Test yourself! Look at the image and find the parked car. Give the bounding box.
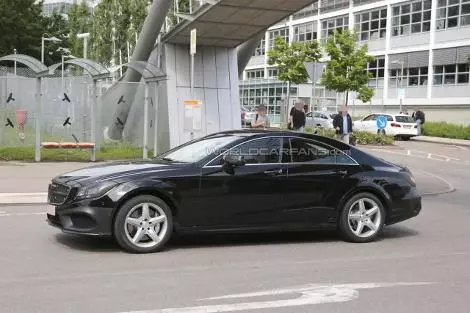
[46,129,421,253]
[306,111,337,129]
[354,113,418,140]
[241,107,257,127]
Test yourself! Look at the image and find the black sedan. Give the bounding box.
[46,130,421,253]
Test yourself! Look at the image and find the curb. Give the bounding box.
[0,193,47,206]
[411,137,470,147]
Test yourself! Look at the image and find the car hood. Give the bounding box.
[53,160,187,185]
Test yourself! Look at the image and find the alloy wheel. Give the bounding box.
[347,198,382,238]
[124,202,168,248]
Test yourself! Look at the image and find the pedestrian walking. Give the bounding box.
[333,105,353,144]
[251,105,270,129]
[289,101,306,132]
[412,108,425,136]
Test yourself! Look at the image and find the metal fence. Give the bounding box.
[0,73,94,148]
[0,69,162,161]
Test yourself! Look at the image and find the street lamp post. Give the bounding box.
[61,54,76,92]
[392,60,405,112]
[41,35,62,64]
[77,33,90,59]
[13,49,17,75]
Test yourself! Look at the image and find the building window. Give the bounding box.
[391,0,432,36]
[437,0,470,30]
[268,68,279,78]
[355,8,387,41]
[368,57,385,87]
[293,2,318,19]
[321,16,349,39]
[253,38,266,56]
[390,67,429,87]
[434,64,470,85]
[294,23,317,42]
[320,0,350,14]
[246,69,265,80]
[268,28,290,50]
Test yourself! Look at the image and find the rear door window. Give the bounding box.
[395,116,415,123]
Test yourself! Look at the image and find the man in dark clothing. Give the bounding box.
[333,105,353,144]
[412,108,425,135]
[289,101,306,132]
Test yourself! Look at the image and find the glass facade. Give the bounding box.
[355,7,387,41]
[437,0,470,30]
[391,0,432,36]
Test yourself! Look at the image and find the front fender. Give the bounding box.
[107,179,180,210]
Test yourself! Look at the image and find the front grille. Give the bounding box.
[48,183,71,205]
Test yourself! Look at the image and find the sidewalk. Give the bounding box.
[410,136,470,147]
[0,162,90,205]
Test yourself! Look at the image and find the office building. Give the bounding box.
[240,0,470,124]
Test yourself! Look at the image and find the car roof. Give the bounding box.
[211,129,346,146]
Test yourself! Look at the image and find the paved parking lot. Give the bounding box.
[0,141,469,313]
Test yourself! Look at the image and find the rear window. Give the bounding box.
[395,116,415,123]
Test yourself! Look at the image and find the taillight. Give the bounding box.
[391,123,401,127]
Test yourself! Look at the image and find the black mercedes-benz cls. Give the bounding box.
[46,130,421,253]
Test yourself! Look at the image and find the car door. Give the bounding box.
[282,137,362,227]
[194,137,289,229]
[361,114,378,133]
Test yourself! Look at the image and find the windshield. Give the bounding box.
[156,135,242,163]
[395,116,415,123]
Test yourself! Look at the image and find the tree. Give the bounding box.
[0,0,47,62]
[320,30,375,106]
[42,11,70,65]
[267,37,322,85]
[67,2,92,59]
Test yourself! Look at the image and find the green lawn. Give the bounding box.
[0,143,151,162]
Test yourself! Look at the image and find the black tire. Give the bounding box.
[113,195,173,253]
[338,192,386,243]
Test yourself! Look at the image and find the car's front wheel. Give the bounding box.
[114,195,173,253]
[338,193,385,243]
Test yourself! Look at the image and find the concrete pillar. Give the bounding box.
[156,43,241,152]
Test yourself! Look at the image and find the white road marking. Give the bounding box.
[119,282,436,313]
[454,145,467,150]
[0,212,44,217]
[370,148,468,165]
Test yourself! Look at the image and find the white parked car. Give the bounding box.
[354,113,418,140]
[305,111,337,129]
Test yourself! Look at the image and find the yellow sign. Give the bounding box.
[184,100,202,131]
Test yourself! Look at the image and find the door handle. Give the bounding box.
[334,170,348,176]
[264,169,283,176]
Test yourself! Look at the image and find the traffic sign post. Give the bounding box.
[397,88,405,112]
[376,115,387,135]
[190,29,197,98]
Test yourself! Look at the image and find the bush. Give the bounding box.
[304,127,394,145]
[422,122,470,140]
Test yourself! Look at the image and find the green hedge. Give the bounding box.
[304,127,394,145]
[422,122,470,140]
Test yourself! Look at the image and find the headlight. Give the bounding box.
[76,181,119,200]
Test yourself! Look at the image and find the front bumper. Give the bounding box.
[46,202,114,236]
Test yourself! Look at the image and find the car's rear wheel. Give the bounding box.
[113,195,173,253]
[338,193,385,243]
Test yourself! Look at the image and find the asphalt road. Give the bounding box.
[0,142,469,313]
